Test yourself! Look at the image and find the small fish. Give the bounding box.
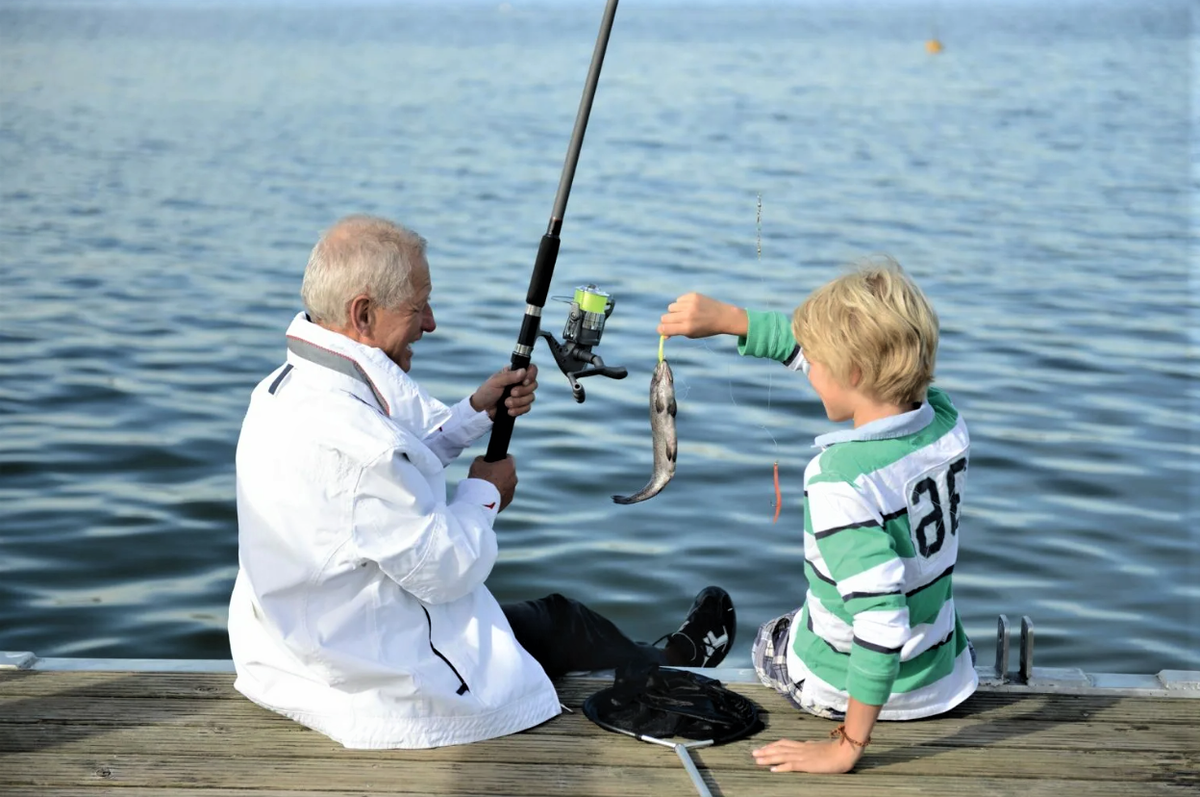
[613,359,677,504]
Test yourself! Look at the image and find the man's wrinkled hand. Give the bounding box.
[468,455,517,511]
[470,363,539,420]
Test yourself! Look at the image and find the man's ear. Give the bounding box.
[849,365,863,388]
[348,294,372,337]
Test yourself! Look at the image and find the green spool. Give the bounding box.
[574,286,609,314]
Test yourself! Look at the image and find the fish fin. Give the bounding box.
[613,488,652,504]
[613,473,670,505]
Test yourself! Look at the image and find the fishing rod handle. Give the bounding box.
[527,233,560,308]
[484,351,530,463]
[484,235,560,462]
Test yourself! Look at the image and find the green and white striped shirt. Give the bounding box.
[740,310,977,719]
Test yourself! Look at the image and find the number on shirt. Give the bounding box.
[908,457,967,559]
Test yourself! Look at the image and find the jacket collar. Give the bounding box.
[283,312,452,436]
[813,398,934,449]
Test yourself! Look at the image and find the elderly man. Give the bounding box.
[228,215,736,750]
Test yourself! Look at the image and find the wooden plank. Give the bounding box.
[1,681,1196,755]
[0,758,712,797]
[2,671,1196,796]
[4,667,1195,724]
[1,754,1196,797]
[1,713,1195,756]
[0,695,259,725]
[2,692,1196,743]
[3,671,1197,726]
[0,739,1194,787]
[0,671,237,700]
[0,779,1195,797]
[938,691,1200,725]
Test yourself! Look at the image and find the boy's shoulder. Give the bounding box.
[805,387,967,489]
[804,437,898,491]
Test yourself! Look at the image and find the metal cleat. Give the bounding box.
[1019,616,1035,685]
[994,615,1010,683]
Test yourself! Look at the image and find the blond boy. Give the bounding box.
[659,257,977,774]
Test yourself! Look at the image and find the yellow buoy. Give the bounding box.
[926,38,944,54]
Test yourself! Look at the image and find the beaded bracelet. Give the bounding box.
[829,723,871,749]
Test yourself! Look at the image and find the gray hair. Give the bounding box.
[300,215,428,327]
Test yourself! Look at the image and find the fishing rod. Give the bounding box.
[485,0,626,463]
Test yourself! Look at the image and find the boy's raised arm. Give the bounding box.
[660,293,800,366]
[658,293,748,339]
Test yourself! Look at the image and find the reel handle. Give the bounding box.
[537,330,626,403]
[576,365,627,380]
[567,363,627,403]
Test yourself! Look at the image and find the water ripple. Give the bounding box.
[0,0,1195,672]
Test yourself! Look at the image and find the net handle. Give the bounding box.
[585,713,717,797]
[673,742,714,797]
[634,734,713,796]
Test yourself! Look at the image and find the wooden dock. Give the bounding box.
[1,665,1196,797]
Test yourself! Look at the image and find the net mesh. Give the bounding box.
[582,663,763,743]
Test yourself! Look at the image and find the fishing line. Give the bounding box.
[657,332,689,401]
[756,194,782,523]
[700,194,781,523]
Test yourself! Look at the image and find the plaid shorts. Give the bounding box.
[752,610,845,721]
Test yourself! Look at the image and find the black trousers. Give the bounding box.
[502,593,667,680]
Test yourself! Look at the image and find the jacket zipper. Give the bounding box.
[421,606,469,695]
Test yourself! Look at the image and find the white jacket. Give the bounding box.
[227,312,561,749]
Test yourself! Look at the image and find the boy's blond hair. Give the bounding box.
[791,256,939,406]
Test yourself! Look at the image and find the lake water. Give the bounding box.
[1,0,1196,674]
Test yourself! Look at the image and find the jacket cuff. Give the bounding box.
[448,397,494,445]
[453,478,502,524]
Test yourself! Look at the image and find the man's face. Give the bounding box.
[368,261,436,372]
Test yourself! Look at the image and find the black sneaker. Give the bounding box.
[660,586,735,668]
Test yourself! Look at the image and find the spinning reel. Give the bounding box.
[539,284,627,402]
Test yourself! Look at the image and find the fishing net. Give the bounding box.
[582,663,763,744]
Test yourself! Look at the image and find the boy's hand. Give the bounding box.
[751,738,862,774]
[658,293,748,339]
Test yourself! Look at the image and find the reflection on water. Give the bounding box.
[0,0,1196,672]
